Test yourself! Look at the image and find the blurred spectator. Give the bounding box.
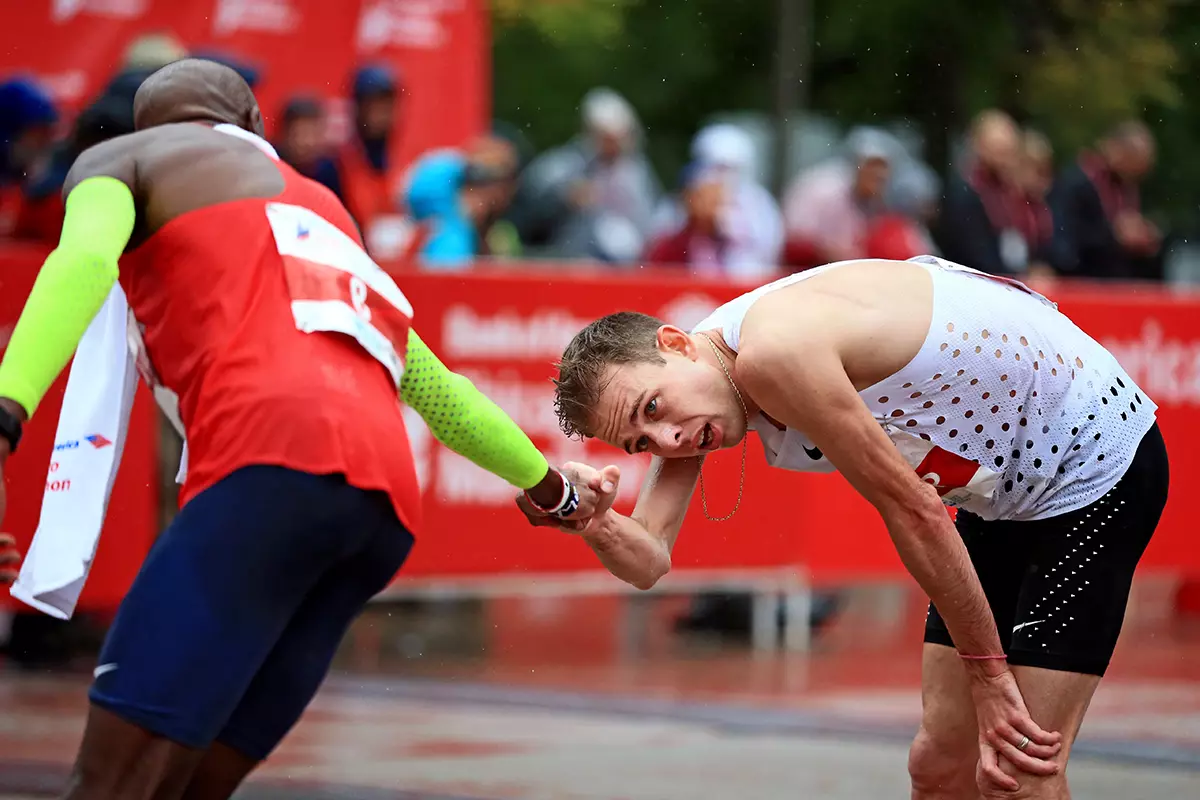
[682,123,784,279]
[935,109,1030,275]
[643,163,729,274]
[1015,129,1056,278]
[782,128,893,268]
[865,159,942,261]
[336,65,406,256]
[274,96,341,198]
[510,88,659,263]
[124,33,189,71]
[92,33,190,133]
[1048,121,1163,281]
[12,96,133,242]
[0,78,58,236]
[402,137,520,270]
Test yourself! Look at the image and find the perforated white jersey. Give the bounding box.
[694,256,1158,521]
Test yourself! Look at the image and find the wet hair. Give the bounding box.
[553,311,666,439]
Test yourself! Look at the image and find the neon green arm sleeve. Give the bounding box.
[0,176,135,417]
[400,329,550,490]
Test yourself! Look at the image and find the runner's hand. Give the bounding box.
[971,669,1062,792]
[515,462,620,531]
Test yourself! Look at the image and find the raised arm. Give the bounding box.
[399,329,588,515]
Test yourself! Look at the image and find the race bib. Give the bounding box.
[266,202,415,387]
[889,430,999,507]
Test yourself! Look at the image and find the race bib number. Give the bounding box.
[266,202,414,386]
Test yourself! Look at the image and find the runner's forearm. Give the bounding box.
[582,510,672,590]
[0,177,133,417]
[400,330,552,492]
[885,498,1007,677]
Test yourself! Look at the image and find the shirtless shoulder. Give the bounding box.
[65,124,285,241]
[735,259,933,391]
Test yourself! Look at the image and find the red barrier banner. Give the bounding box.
[0,245,159,613]
[0,246,1197,617]
[0,0,487,169]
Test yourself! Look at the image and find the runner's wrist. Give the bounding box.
[525,468,571,513]
[961,655,1011,682]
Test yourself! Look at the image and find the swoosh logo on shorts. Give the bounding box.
[1012,619,1046,633]
[93,663,118,679]
[803,445,823,461]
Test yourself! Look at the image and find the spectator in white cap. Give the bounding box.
[507,87,660,262]
[679,122,784,280]
[782,126,894,269]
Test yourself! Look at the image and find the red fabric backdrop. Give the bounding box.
[0,0,489,170]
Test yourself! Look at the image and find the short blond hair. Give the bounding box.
[553,312,665,439]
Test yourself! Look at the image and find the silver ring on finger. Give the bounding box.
[1017,735,1030,751]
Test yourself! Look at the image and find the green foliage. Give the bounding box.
[1020,0,1180,153]
[492,0,775,186]
[492,0,637,47]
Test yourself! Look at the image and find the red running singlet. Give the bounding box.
[119,125,422,533]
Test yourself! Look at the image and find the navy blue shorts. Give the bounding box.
[89,465,413,759]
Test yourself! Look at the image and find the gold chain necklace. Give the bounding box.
[698,334,749,522]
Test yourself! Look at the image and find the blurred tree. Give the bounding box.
[492,0,774,188]
[1019,0,1179,153]
[492,0,1188,223]
[492,0,637,47]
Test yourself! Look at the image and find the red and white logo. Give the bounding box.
[213,0,301,36]
[52,0,146,23]
[31,70,88,106]
[357,0,459,53]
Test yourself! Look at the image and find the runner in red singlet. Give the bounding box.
[0,60,617,800]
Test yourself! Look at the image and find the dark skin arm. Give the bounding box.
[0,400,19,584]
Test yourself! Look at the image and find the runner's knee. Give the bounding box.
[976,768,1068,800]
[908,725,977,799]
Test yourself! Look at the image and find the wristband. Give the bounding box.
[526,472,580,519]
[958,653,1008,661]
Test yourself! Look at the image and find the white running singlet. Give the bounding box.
[693,256,1158,521]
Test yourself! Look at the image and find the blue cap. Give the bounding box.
[0,78,58,142]
[353,65,398,99]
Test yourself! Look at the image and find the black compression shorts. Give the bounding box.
[924,422,1169,676]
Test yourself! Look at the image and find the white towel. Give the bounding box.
[9,286,187,620]
[10,286,139,618]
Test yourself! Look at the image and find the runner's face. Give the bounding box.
[592,331,747,458]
